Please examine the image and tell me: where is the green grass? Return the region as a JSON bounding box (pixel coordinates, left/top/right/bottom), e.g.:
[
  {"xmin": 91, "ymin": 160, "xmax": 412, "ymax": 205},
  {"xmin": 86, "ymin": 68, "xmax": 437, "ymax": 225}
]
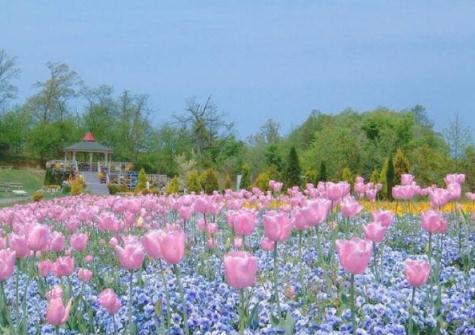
[{"xmin": 0, "ymin": 168, "xmax": 45, "ymax": 197}]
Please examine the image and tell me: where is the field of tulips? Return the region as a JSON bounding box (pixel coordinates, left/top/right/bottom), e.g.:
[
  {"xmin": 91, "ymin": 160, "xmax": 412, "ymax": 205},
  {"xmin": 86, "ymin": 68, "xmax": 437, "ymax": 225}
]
[{"xmin": 0, "ymin": 174, "xmax": 474, "ymax": 334}]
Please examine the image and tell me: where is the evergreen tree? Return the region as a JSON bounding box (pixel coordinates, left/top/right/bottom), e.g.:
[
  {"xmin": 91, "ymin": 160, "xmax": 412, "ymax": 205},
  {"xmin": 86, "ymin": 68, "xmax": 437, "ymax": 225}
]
[
  {"xmin": 200, "ymin": 168, "xmax": 219, "ymax": 194},
  {"xmin": 285, "ymin": 146, "xmax": 301, "ymax": 187},
  {"xmin": 386, "ymin": 155, "xmax": 395, "ymax": 200},
  {"xmin": 370, "ymin": 169, "xmax": 380, "ymax": 183},
  {"xmin": 135, "ymin": 168, "xmax": 147, "ymax": 193},
  {"xmin": 165, "ymin": 176, "xmax": 179, "ymax": 194},
  {"xmin": 186, "ymin": 170, "xmax": 202, "ymax": 193},
  {"xmin": 393, "ymin": 149, "xmax": 410, "ymax": 185},
  {"xmin": 240, "ymin": 164, "xmax": 251, "ymax": 190},
  {"xmin": 318, "ymin": 161, "xmax": 327, "ymax": 182},
  {"xmin": 341, "ymin": 167, "xmax": 353, "ymax": 184}
]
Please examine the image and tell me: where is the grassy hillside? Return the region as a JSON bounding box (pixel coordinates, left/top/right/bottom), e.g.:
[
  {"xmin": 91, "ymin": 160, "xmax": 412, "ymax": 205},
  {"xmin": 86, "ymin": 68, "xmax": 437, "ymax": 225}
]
[{"xmin": 0, "ymin": 168, "xmax": 45, "ymax": 196}]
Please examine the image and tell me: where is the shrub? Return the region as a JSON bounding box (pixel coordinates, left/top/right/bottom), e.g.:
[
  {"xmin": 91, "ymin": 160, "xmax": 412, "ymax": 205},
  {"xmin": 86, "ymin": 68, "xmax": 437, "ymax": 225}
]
[
  {"xmin": 166, "ymin": 177, "xmax": 180, "ymax": 194},
  {"xmin": 32, "ymin": 191, "xmax": 44, "ymax": 202},
  {"xmin": 186, "ymin": 170, "xmax": 202, "ymax": 193},
  {"xmin": 108, "ymin": 184, "xmax": 129, "ymax": 195},
  {"xmin": 254, "ymin": 170, "xmax": 271, "ymax": 191},
  {"xmin": 200, "ymin": 168, "xmax": 219, "ymax": 195},
  {"xmin": 135, "ymin": 168, "xmax": 148, "ymax": 193},
  {"xmin": 71, "ymin": 178, "xmax": 85, "ymax": 195},
  {"xmin": 341, "ymin": 167, "xmax": 353, "ymax": 184}
]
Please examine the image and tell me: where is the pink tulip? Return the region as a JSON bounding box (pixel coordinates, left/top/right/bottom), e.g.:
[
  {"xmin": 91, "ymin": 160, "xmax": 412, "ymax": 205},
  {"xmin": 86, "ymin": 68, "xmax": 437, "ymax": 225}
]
[
  {"xmin": 233, "ymin": 210, "xmax": 256, "ymax": 236},
  {"xmin": 142, "ymin": 230, "xmax": 163, "ymax": 260},
  {"xmin": 340, "ymin": 197, "xmax": 363, "ymax": 219},
  {"xmin": 9, "ymin": 233, "xmax": 30, "ymax": 258},
  {"xmin": 0, "ymin": 249, "xmax": 16, "ymax": 281},
  {"xmin": 401, "ymin": 174, "xmax": 414, "ymax": 185},
  {"xmin": 404, "ymin": 259, "xmax": 431, "ymax": 287},
  {"xmin": 444, "ymin": 173, "xmax": 465, "ymax": 186},
  {"xmin": 115, "ymin": 242, "xmax": 145, "ymax": 270},
  {"xmin": 78, "ymin": 268, "xmax": 93, "ymax": 282},
  {"xmin": 233, "ymin": 237, "xmax": 243, "ymax": 249},
  {"xmin": 49, "ymin": 232, "xmax": 65, "ymax": 252},
  {"xmin": 363, "ymin": 222, "xmax": 387, "ymax": 243},
  {"xmin": 46, "ymin": 285, "xmax": 64, "ymax": 301},
  {"xmin": 84, "ymin": 255, "xmax": 93, "ymax": 263},
  {"xmin": 27, "ymin": 224, "xmax": 50, "ymax": 252},
  {"xmin": 465, "ymin": 192, "xmax": 475, "ymax": 201},
  {"xmin": 335, "ymin": 238, "xmax": 372, "ymax": 275},
  {"xmin": 305, "ymin": 198, "xmax": 331, "ymax": 227},
  {"xmin": 178, "ymin": 206, "xmax": 193, "ymax": 221},
  {"xmin": 420, "ymin": 210, "xmax": 448, "ymax": 234},
  {"xmin": 428, "ymin": 188, "xmax": 450, "ymax": 209},
  {"xmin": 223, "ymin": 251, "xmax": 258, "ymax": 289},
  {"xmin": 260, "ymin": 237, "xmax": 275, "ymax": 251},
  {"xmin": 207, "ymin": 222, "xmax": 218, "ymax": 235},
  {"xmin": 38, "ymin": 260, "xmax": 54, "ymax": 277},
  {"xmin": 372, "ymin": 210, "xmax": 394, "ymax": 227},
  {"xmin": 98, "ymin": 288, "xmax": 122, "ymax": 315},
  {"xmin": 263, "ymin": 211, "xmax": 293, "ymax": 242},
  {"xmin": 46, "ymin": 297, "xmax": 72, "ymax": 326},
  {"xmin": 157, "ymin": 227, "xmax": 185, "ymax": 265},
  {"xmin": 70, "ymin": 233, "xmax": 88, "ymax": 252},
  {"xmin": 207, "ymin": 238, "xmax": 216, "ymax": 249},
  {"xmin": 447, "ymin": 182, "xmax": 461, "ymax": 201},
  {"xmin": 98, "ymin": 213, "xmax": 122, "ymax": 233},
  {"xmin": 53, "ymin": 256, "xmax": 75, "ymax": 277}
]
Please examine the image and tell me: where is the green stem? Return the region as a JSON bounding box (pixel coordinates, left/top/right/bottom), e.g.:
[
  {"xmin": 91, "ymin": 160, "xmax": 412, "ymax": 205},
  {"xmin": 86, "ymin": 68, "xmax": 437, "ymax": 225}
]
[
  {"xmin": 113, "ymin": 313, "xmax": 117, "ymax": 335},
  {"xmin": 272, "ymin": 242, "xmax": 281, "ymax": 316},
  {"xmin": 408, "ymin": 286, "xmax": 415, "ymax": 335},
  {"xmin": 298, "ymin": 231, "xmax": 303, "ymax": 289},
  {"xmin": 15, "ymin": 268, "xmax": 19, "ymax": 329},
  {"xmin": 315, "ymin": 225, "xmax": 323, "ymax": 264},
  {"xmin": 174, "ymin": 265, "xmax": 189, "ymax": 335},
  {"xmin": 127, "ymin": 271, "xmax": 134, "ymax": 334},
  {"xmin": 0, "ymin": 281, "xmax": 12, "ymax": 328},
  {"xmin": 158, "ymin": 260, "xmax": 171, "ymax": 327},
  {"xmin": 350, "ymin": 274, "xmax": 356, "ymax": 335},
  {"xmin": 238, "ymin": 289, "xmax": 246, "ymax": 333}
]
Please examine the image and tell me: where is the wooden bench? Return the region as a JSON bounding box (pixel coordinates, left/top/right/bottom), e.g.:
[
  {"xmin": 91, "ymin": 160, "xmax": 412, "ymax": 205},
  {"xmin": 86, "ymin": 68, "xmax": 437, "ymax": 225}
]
[{"xmin": 43, "ymin": 185, "xmax": 61, "ymax": 193}]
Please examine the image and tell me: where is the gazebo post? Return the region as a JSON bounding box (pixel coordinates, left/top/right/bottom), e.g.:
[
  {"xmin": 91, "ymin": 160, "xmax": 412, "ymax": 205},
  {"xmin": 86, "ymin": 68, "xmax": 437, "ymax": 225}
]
[{"xmin": 89, "ymin": 152, "xmax": 93, "ymax": 172}]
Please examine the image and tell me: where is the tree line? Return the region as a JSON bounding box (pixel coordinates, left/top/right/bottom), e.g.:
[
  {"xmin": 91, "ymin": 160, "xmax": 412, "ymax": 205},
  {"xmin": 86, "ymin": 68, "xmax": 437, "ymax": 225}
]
[{"xmin": 0, "ymin": 49, "xmax": 474, "ymax": 194}]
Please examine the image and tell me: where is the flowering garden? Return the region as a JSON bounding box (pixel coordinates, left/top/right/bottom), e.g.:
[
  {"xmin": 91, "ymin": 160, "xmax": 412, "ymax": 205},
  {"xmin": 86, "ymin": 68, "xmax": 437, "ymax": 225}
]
[{"xmin": 0, "ymin": 174, "xmax": 474, "ymax": 335}]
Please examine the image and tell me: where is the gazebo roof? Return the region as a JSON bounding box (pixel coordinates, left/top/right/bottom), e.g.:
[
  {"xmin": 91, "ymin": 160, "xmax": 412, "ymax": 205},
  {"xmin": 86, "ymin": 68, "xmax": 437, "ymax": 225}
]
[{"xmin": 64, "ymin": 132, "xmax": 112, "ymax": 153}]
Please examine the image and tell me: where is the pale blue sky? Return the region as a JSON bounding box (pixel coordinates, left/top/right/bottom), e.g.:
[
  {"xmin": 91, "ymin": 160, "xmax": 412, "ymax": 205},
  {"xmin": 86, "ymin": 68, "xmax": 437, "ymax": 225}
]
[{"xmin": 1, "ymin": 1, "xmax": 474, "ymax": 138}]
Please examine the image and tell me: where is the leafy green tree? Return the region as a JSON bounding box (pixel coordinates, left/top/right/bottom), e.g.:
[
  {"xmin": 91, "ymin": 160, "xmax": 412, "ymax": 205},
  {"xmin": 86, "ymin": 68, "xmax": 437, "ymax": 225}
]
[
  {"xmin": 265, "ymin": 144, "xmax": 284, "ymax": 174},
  {"xmin": 393, "ymin": 149, "xmax": 410, "ymax": 185},
  {"xmin": 27, "ymin": 122, "xmax": 62, "ymax": 165},
  {"xmin": 285, "ymin": 146, "xmax": 301, "ymax": 187}
]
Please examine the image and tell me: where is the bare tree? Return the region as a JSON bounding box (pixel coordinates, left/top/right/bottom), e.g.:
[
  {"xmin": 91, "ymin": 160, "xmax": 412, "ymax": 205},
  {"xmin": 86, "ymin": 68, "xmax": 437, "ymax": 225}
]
[
  {"xmin": 174, "ymin": 96, "xmax": 233, "ymax": 162},
  {"xmin": 0, "ymin": 49, "xmax": 20, "ymax": 108},
  {"xmin": 29, "ymin": 62, "xmax": 82, "ymax": 122},
  {"xmin": 444, "ymin": 113, "xmax": 473, "ymax": 169}
]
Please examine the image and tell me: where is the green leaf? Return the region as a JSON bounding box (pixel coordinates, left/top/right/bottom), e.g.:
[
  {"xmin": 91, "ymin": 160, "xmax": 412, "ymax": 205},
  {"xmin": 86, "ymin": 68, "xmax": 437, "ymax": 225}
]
[
  {"xmin": 155, "ymin": 299, "xmax": 163, "ymax": 316},
  {"xmin": 248, "ymin": 303, "xmax": 260, "ymax": 330}
]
